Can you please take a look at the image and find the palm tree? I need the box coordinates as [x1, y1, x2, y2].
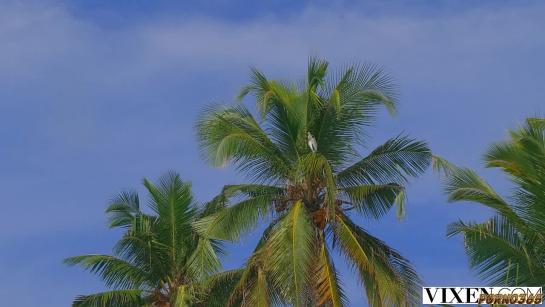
[435, 118, 545, 286]
[65, 172, 238, 307]
[195, 58, 432, 306]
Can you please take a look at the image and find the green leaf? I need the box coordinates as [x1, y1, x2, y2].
[336, 135, 431, 187]
[334, 213, 420, 306]
[194, 195, 273, 241]
[431, 155, 459, 178]
[443, 167, 523, 226]
[143, 172, 196, 271]
[201, 269, 244, 307]
[72, 289, 143, 307]
[173, 285, 194, 307]
[196, 105, 289, 181]
[106, 191, 140, 229]
[187, 237, 222, 280]
[341, 184, 404, 219]
[267, 201, 315, 306]
[64, 254, 148, 289]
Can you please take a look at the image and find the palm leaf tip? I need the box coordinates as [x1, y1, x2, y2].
[432, 155, 459, 177]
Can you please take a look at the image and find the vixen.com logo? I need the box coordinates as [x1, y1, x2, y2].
[422, 287, 543, 305]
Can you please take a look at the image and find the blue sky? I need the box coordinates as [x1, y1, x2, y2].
[1, 0, 545, 306]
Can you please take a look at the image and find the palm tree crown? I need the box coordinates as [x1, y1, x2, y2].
[437, 118, 545, 286]
[196, 58, 432, 306]
[65, 172, 233, 307]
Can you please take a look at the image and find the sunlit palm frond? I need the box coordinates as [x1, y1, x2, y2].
[334, 213, 420, 306]
[172, 285, 195, 307]
[223, 218, 289, 306]
[244, 268, 272, 307]
[267, 201, 315, 306]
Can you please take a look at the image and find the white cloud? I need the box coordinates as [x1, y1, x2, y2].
[3, 1, 545, 82]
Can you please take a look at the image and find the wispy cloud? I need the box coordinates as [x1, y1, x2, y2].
[3, 1, 545, 79]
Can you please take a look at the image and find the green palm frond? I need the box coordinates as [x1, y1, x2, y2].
[199, 193, 229, 217]
[336, 136, 431, 187]
[443, 167, 523, 226]
[200, 269, 244, 307]
[334, 213, 420, 306]
[239, 69, 308, 162]
[194, 184, 283, 241]
[221, 184, 284, 199]
[307, 57, 329, 92]
[237, 68, 299, 120]
[173, 285, 195, 307]
[111, 215, 166, 283]
[143, 172, 197, 271]
[266, 93, 307, 161]
[224, 220, 286, 307]
[186, 237, 223, 280]
[324, 63, 397, 115]
[72, 289, 144, 307]
[193, 194, 274, 241]
[267, 201, 315, 306]
[64, 255, 149, 289]
[340, 183, 404, 219]
[447, 216, 539, 285]
[227, 254, 278, 307]
[67, 172, 227, 306]
[431, 155, 459, 177]
[442, 118, 545, 287]
[106, 191, 140, 229]
[310, 64, 399, 167]
[244, 268, 272, 307]
[196, 104, 289, 182]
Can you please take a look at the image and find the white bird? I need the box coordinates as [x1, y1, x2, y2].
[307, 132, 318, 153]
